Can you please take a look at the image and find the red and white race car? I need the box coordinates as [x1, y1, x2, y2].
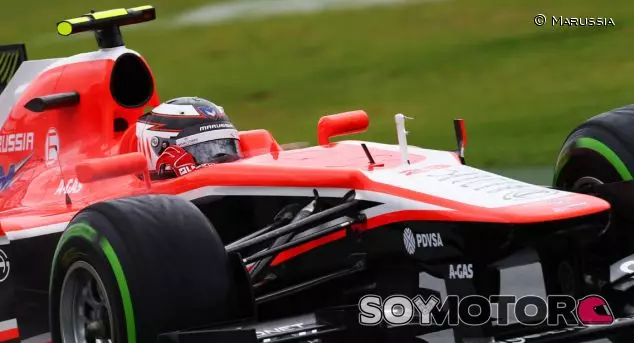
[2, 5, 634, 343]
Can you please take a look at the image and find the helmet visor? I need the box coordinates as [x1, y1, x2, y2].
[183, 138, 240, 165]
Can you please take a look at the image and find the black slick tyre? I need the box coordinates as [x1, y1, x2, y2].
[50, 194, 236, 343]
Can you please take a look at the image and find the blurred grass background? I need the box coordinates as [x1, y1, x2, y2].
[1, 0, 633, 170]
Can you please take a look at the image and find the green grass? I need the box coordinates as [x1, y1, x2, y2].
[2, 0, 634, 167]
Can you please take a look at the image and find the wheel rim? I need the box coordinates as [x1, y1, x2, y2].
[60, 261, 115, 343]
[571, 176, 604, 194]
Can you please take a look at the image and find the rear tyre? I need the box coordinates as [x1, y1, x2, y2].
[554, 105, 634, 343]
[50, 194, 237, 343]
[554, 105, 634, 189]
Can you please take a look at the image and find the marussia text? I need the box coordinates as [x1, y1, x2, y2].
[0, 132, 34, 153]
[553, 17, 615, 27]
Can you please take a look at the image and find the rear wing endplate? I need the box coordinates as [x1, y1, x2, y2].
[0, 44, 27, 95]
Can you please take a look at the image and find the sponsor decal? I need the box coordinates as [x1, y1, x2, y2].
[55, 178, 83, 195]
[417, 232, 443, 248]
[256, 323, 306, 338]
[0, 155, 31, 192]
[546, 198, 589, 213]
[403, 228, 416, 255]
[403, 228, 444, 255]
[0, 132, 34, 153]
[196, 106, 224, 118]
[398, 164, 562, 204]
[178, 165, 196, 175]
[151, 136, 159, 147]
[358, 294, 614, 328]
[0, 249, 9, 283]
[176, 135, 200, 147]
[199, 123, 234, 131]
[45, 128, 59, 166]
[399, 165, 453, 176]
[449, 264, 473, 279]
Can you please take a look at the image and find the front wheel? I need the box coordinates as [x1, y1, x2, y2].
[50, 195, 241, 343]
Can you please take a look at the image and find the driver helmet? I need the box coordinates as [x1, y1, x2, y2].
[136, 97, 241, 174]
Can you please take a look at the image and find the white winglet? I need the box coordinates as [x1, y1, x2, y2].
[395, 113, 412, 165]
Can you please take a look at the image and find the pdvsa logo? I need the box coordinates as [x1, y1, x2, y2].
[403, 228, 444, 255]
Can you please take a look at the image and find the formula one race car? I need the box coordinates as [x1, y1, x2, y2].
[4, 6, 634, 343]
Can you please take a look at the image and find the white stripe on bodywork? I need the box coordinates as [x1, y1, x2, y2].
[0, 318, 17, 331]
[8, 186, 451, 240]
[180, 186, 352, 200]
[6, 222, 67, 241]
[43, 46, 139, 73]
[180, 186, 451, 211]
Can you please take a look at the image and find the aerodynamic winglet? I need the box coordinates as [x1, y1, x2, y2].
[24, 92, 80, 112]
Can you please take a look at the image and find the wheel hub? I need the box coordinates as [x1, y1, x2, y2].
[59, 261, 114, 343]
[572, 176, 604, 194]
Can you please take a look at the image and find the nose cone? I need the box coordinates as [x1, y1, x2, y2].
[363, 162, 612, 224]
[490, 191, 611, 223]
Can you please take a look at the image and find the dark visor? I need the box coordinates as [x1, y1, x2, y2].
[182, 138, 240, 165]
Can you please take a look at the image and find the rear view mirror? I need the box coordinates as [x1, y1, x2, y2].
[76, 152, 151, 188]
[317, 110, 369, 145]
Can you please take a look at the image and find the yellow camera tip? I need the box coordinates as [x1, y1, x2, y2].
[57, 22, 73, 36]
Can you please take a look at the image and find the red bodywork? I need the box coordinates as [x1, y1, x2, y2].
[0, 46, 611, 253]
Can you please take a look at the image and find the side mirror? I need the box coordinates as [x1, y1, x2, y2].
[317, 110, 369, 146]
[76, 152, 151, 188]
